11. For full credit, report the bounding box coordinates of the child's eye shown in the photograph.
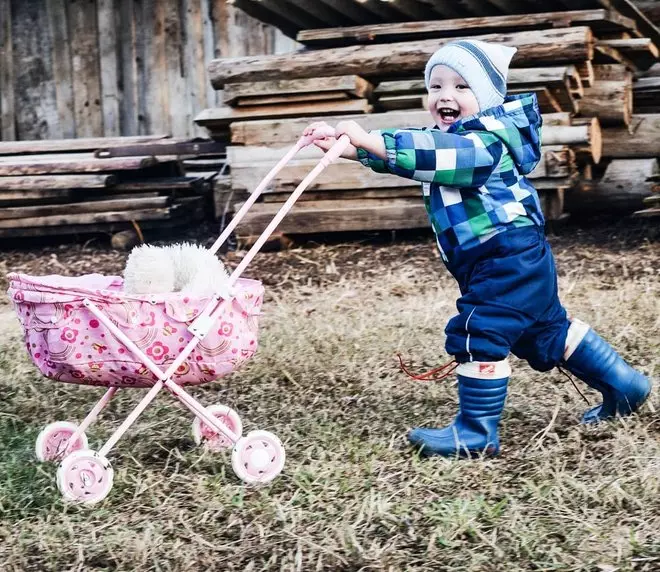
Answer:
[457,84,469,90]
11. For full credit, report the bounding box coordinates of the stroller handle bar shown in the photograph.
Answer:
[208,129,350,288]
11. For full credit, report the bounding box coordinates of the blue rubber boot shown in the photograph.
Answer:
[563,320,651,424]
[407,361,509,458]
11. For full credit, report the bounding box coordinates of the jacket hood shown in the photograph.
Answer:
[450,93,542,175]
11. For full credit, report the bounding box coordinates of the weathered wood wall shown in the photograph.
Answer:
[0,0,296,141]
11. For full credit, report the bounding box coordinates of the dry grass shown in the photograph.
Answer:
[0,227,658,571]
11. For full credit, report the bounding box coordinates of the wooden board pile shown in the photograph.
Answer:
[0,136,227,241]
[195,3,660,237]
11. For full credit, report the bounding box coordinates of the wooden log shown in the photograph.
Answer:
[111,229,142,250]
[223,76,374,105]
[0,174,116,190]
[580,69,633,126]
[195,99,373,129]
[0,196,170,220]
[296,9,636,47]
[566,158,658,213]
[543,118,602,164]
[207,27,595,87]
[0,156,159,176]
[261,187,421,203]
[0,135,173,156]
[601,114,660,158]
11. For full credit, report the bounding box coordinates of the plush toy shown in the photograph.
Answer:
[123,242,229,296]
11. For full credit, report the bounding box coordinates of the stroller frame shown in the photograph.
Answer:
[31,129,351,504]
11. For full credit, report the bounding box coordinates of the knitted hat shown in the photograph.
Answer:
[424,39,517,111]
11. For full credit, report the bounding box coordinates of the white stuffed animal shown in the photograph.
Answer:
[123,242,230,296]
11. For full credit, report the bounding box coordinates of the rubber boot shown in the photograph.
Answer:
[562,319,651,424]
[407,360,510,458]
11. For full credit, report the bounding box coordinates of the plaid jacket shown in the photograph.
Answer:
[357,93,545,260]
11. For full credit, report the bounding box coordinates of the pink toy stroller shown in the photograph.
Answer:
[7,128,349,504]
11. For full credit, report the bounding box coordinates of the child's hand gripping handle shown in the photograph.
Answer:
[298,124,337,148]
[320,134,351,166]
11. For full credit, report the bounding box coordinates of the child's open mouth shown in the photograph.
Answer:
[438,107,460,123]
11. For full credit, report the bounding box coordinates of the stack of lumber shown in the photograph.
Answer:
[196,3,660,237]
[0,136,227,240]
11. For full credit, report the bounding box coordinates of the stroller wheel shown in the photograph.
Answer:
[35,421,88,462]
[192,405,243,452]
[57,449,114,505]
[231,430,285,485]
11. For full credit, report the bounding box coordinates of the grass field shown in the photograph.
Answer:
[0,225,658,571]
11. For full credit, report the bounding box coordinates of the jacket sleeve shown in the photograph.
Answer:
[356,128,503,188]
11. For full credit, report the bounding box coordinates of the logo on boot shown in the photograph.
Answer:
[479,363,496,375]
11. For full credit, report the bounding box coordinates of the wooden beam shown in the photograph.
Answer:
[230,110,581,147]
[0,196,170,220]
[208,27,594,88]
[0,156,160,176]
[0,174,116,190]
[46,0,75,138]
[0,135,173,155]
[196,99,373,129]
[0,0,14,140]
[296,9,634,47]
[67,0,103,137]
[223,76,374,105]
[97,0,120,137]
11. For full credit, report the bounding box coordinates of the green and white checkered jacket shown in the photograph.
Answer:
[357,93,545,261]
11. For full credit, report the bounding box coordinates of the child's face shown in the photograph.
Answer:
[427,65,480,131]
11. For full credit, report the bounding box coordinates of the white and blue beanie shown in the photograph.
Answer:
[424,39,517,111]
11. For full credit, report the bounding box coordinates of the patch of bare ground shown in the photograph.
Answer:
[0,217,658,571]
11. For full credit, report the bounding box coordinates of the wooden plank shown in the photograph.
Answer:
[597,37,659,70]
[46,0,75,138]
[234,92,351,107]
[223,76,374,105]
[196,99,373,128]
[185,0,211,138]
[145,0,170,135]
[297,9,635,47]
[164,0,187,137]
[208,27,595,87]
[118,0,138,136]
[234,198,430,235]
[12,0,60,140]
[0,0,15,140]
[0,174,116,190]
[0,134,172,155]
[0,196,170,220]
[0,156,159,176]
[261,187,421,203]
[97,0,120,137]
[0,206,179,229]
[67,0,103,137]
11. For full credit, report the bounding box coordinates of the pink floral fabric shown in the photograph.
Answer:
[7,273,264,388]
